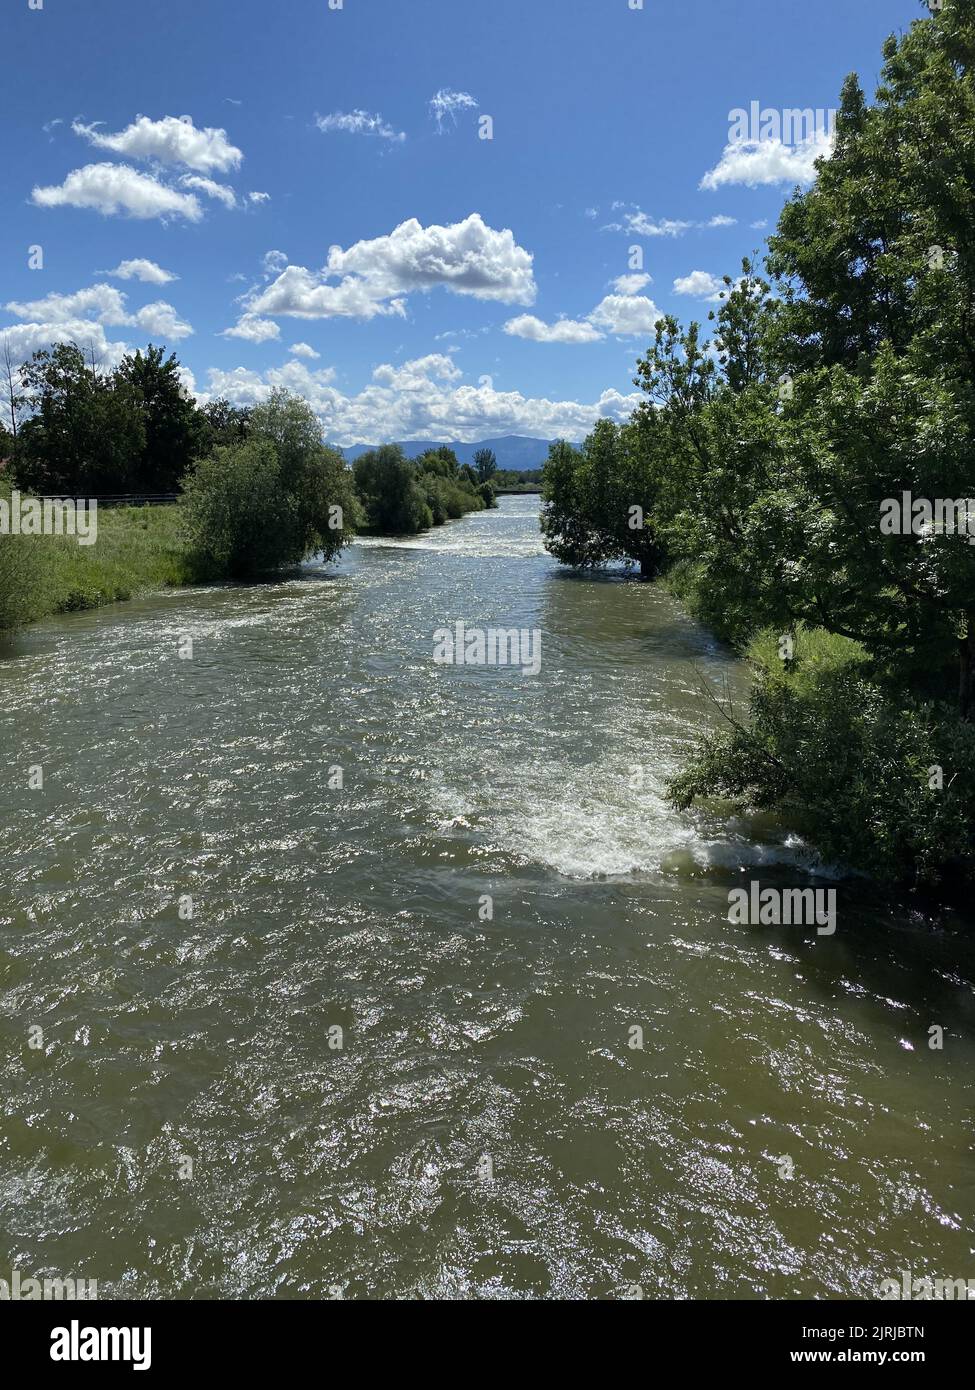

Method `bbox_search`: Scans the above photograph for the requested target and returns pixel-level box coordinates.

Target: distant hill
[339,435,559,471]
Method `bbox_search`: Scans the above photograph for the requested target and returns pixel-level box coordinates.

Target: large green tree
[182,390,359,577]
[115,345,204,493]
[14,344,145,494]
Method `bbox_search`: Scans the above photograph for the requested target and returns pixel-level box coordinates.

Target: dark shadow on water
[545,563,640,586]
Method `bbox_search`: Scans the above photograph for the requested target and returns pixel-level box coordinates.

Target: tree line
[541,1,975,892]
[0,340,496,592]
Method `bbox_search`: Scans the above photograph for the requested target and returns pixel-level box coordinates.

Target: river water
[0,495,972,1299]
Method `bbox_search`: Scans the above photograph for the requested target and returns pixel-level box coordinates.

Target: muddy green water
[0,496,972,1299]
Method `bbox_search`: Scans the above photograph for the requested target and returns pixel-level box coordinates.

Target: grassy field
[0,505,193,631]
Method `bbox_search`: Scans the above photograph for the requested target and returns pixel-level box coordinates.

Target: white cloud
[700,132,833,189]
[249,265,406,321]
[7,283,131,325]
[504,276,663,344]
[612,273,651,294]
[750,219,769,230]
[5,282,193,342]
[603,207,739,237]
[179,174,237,208]
[587,292,664,336]
[102,258,178,284]
[288,342,319,358]
[32,162,203,221]
[673,270,724,299]
[0,319,129,370]
[220,313,281,343]
[504,314,602,344]
[248,191,270,204]
[606,210,693,238]
[133,301,193,339]
[72,114,243,173]
[196,353,640,446]
[262,249,288,277]
[329,215,534,303]
[371,354,461,389]
[315,110,405,143]
[248,214,535,322]
[429,89,478,132]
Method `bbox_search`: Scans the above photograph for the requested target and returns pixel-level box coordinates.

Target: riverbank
[1,504,193,629]
[0,489,493,634]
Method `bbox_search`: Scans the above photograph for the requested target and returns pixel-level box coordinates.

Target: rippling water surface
[1,496,972,1299]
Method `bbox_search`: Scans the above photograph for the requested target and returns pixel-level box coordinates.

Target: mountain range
[339,435,557,471]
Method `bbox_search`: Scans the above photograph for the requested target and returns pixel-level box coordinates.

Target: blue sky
[1,0,922,445]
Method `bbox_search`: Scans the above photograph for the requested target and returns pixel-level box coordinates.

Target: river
[0,495,972,1299]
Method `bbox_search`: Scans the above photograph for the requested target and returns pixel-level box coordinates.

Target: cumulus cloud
[315,110,406,143]
[195,353,639,446]
[0,319,129,370]
[248,265,406,321]
[504,314,602,344]
[429,89,478,132]
[31,162,203,221]
[102,258,178,284]
[612,273,651,295]
[248,191,270,204]
[247,214,535,322]
[288,342,319,359]
[133,301,193,339]
[7,283,131,325]
[504,278,663,344]
[71,114,243,173]
[328,215,534,303]
[587,292,664,337]
[700,131,833,189]
[673,270,724,299]
[5,282,192,341]
[220,313,281,343]
[179,174,237,208]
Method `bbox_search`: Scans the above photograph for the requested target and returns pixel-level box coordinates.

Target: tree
[245,389,359,562]
[181,440,295,578]
[200,398,252,453]
[762,0,975,714]
[660,1,975,885]
[0,335,22,446]
[353,445,433,533]
[473,447,498,483]
[115,345,205,492]
[182,391,359,577]
[14,343,145,494]
[540,421,664,576]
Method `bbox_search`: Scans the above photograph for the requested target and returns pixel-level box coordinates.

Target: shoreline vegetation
[538,5,975,897]
[0,379,497,631]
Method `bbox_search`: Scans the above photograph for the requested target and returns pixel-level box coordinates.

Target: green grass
[0,505,194,629]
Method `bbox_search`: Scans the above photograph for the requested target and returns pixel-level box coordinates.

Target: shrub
[181,440,297,578]
[669,626,975,888]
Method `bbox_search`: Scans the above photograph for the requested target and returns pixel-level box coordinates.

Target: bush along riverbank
[540,5,975,895]
[0,383,496,630]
